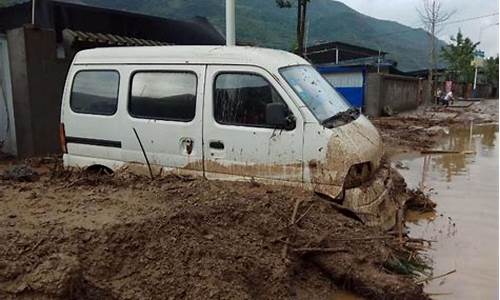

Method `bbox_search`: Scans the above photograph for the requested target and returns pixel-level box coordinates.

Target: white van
[60,46,384,204]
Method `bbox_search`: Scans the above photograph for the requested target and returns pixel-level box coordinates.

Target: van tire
[86,165,113,176]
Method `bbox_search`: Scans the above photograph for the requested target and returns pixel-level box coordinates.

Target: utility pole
[304,18,311,56]
[429,3,436,103]
[32,0,36,25]
[377,48,381,73]
[472,50,485,97]
[226,0,236,46]
[297,0,307,56]
[275,0,310,57]
[473,65,478,92]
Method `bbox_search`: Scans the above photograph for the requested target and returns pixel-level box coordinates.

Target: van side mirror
[266,103,295,130]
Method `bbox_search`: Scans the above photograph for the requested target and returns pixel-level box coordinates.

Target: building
[305,41,386,65]
[306,41,389,110]
[0,0,225,157]
[306,41,423,116]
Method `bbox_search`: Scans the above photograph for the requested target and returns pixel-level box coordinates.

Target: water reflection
[396,123,498,299]
[428,124,498,183]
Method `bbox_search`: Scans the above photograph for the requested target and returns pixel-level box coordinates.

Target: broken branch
[132,127,154,180]
[291,203,314,226]
[416,269,457,284]
[329,236,394,242]
[292,247,348,253]
[421,150,475,155]
[281,199,302,259]
[56,177,87,191]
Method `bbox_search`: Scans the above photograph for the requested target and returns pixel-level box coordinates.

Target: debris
[420,150,475,155]
[282,198,302,259]
[383,105,396,116]
[416,269,457,284]
[448,103,474,108]
[133,127,154,180]
[292,247,348,253]
[405,189,436,213]
[394,161,409,170]
[293,203,315,226]
[1,165,39,182]
[425,126,449,136]
[328,236,394,242]
[203,234,215,240]
[372,100,497,156]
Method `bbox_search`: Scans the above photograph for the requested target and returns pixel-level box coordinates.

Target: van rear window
[129,72,197,122]
[70,70,119,115]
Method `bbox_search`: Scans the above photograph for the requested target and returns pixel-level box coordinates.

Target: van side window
[214,73,290,128]
[129,72,197,122]
[70,71,119,115]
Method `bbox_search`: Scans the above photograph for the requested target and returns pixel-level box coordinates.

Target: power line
[354,12,500,42]
[441,12,499,26]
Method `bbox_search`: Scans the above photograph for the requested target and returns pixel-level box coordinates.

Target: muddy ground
[372,99,498,156]
[0,100,496,300]
[0,162,432,300]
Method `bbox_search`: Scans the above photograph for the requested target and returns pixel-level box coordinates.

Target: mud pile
[372,115,452,154]
[0,161,430,300]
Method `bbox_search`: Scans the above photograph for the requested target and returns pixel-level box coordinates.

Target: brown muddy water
[394,123,499,299]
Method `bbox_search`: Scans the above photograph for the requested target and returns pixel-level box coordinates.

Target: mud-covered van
[61,46,392,225]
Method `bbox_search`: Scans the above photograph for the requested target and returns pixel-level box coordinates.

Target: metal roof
[63,29,168,47]
[0,0,225,45]
[305,41,387,65]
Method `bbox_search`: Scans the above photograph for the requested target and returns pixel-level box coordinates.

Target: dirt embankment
[372,100,498,156]
[0,159,431,300]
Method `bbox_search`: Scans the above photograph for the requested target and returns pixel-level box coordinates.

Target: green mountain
[79,0,446,71]
[4,0,446,71]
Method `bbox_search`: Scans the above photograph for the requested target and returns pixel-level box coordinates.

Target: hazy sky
[339,0,499,57]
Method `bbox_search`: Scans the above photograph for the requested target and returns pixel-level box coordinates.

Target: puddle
[394,124,499,299]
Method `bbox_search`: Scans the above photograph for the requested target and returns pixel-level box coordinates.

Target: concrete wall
[364,73,382,116]
[0,35,17,156]
[7,26,70,158]
[364,73,422,117]
[447,82,498,99]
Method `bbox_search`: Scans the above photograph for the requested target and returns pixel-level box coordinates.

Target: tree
[276,0,311,56]
[483,55,499,85]
[441,31,479,83]
[418,0,455,103]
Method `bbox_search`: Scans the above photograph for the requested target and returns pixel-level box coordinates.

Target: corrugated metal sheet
[63,29,169,47]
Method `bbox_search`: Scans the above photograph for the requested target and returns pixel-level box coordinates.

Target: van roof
[73,46,309,69]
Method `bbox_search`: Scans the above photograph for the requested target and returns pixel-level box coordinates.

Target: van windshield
[280,65,357,126]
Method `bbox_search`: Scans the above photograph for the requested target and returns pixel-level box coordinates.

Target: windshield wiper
[321,107,360,128]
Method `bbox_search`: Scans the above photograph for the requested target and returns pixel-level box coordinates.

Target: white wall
[0,35,17,156]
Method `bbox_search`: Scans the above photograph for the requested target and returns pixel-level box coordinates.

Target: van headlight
[343,162,373,189]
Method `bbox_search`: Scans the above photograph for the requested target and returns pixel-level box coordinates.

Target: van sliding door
[121,65,206,176]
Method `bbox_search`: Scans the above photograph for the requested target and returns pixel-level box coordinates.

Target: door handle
[209,141,224,150]
[182,138,194,155]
